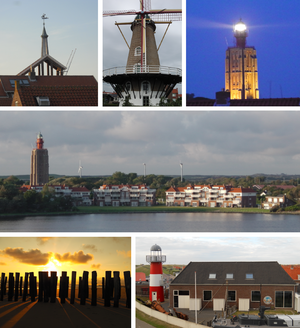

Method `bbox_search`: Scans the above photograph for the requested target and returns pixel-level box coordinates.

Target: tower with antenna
[18,14,67,76]
[103,0,182,106]
[30,132,49,186]
[225,19,259,100]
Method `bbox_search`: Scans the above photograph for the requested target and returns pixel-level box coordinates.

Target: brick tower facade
[30,132,49,186]
[225,20,259,100]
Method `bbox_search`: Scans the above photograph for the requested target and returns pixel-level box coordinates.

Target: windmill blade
[103,9,137,17]
[150,10,182,22]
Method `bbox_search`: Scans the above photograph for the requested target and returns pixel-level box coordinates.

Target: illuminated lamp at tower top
[233,19,248,48]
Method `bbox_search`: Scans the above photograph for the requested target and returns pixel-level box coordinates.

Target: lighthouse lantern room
[146,244,166,302]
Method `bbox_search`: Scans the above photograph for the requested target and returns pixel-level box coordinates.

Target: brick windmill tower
[146,244,166,301]
[225,19,259,100]
[30,132,49,186]
[103,0,182,106]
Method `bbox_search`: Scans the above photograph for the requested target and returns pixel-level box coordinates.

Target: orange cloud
[82,244,97,252]
[36,237,52,245]
[1,247,51,265]
[0,262,6,266]
[91,263,101,269]
[54,251,93,264]
[116,250,131,258]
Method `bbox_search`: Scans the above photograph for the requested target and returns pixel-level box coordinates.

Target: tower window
[135,46,141,56]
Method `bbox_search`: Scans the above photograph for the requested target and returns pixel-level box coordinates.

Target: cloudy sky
[102,0,182,92]
[136,235,300,265]
[0,237,131,282]
[187,0,300,99]
[0,0,97,80]
[1,110,300,177]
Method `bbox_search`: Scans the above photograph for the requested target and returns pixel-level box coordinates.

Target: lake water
[0,212,299,232]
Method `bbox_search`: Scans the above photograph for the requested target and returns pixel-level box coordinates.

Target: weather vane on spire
[41,14,48,26]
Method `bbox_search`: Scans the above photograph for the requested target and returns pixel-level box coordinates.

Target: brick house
[261,194,296,210]
[166,185,256,208]
[93,184,156,206]
[169,262,296,311]
[282,265,300,284]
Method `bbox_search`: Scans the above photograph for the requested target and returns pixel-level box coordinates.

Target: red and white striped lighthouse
[146,244,166,302]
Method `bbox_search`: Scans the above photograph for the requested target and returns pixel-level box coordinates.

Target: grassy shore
[1,205,292,217]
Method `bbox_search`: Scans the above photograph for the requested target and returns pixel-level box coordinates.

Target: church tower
[225,19,259,100]
[30,132,49,186]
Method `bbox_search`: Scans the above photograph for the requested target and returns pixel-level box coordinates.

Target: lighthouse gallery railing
[146,255,166,262]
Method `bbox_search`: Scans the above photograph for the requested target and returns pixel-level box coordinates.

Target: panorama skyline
[1,111,300,177]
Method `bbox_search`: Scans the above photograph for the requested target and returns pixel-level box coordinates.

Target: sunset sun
[44,258,61,276]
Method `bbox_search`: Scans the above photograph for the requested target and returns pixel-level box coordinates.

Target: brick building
[169,262,296,311]
[93,184,156,206]
[166,185,256,208]
[30,132,49,186]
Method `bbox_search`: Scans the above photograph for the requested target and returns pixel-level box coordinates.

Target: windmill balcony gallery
[103,65,182,78]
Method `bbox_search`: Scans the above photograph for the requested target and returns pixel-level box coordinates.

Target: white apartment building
[93,184,156,207]
[166,185,256,208]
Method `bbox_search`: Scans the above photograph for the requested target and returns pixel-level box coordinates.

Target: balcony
[103,65,182,77]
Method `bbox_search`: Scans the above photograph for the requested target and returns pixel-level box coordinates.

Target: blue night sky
[187,0,300,99]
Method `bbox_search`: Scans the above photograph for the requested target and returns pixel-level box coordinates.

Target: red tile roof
[0,75,98,106]
[13,85,98,106]
[282,265,300,280]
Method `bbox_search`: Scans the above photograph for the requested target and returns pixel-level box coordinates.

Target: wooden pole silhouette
[1,273,5,301]
[30,272,35,302]
[80,271,88,305]
[38,272,44,302]
[124,271,131,308]
[20,276,23,296]
[8,273,14,301]
[104,271,111,307]
[91,271,97,306]
[14,272,20,301]
[70,271,76,304]
[113,271,120,307]
[22,273,28,302]
[50,272,57,303]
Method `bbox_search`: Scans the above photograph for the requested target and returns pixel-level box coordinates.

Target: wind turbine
[78,160,83,178]
[180,162,183,182]
[143,163,146,178]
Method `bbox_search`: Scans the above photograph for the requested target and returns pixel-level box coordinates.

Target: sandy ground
[0,295,131,328]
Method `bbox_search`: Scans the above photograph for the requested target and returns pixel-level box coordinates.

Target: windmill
[78,160,83,178]
[103,0,182,106]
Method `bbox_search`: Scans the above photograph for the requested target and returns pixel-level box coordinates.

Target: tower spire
[41,14,49,57]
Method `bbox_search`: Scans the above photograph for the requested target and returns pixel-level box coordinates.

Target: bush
[270,205,280,212]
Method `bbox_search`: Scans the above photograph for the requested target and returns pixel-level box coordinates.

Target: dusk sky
[0,0,98,80]
[187,0,300,99]
[102,0,182,93]
[0,237,131,283]
[136,235,300,265]
[2,111,300,177]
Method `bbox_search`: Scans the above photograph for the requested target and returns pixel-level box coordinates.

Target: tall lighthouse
[146,244,166,302]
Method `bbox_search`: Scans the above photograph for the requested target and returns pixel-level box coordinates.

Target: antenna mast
[65,48,77,75]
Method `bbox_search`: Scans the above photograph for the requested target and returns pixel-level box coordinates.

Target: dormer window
[209,273,216,279]
[246,273,253,279]
[226,273,234,279]
[36,96,50,106]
